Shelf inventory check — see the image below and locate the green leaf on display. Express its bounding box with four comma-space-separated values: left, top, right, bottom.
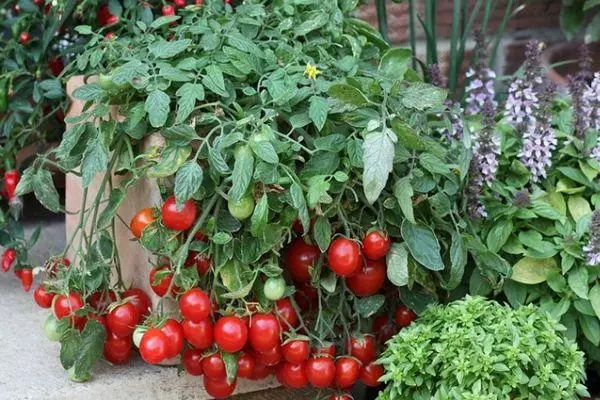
97, 189, 126, 229
378, 48, 411, 81
73, 83, 104, 101
175, 83, 205, 124
386, 243, 409, 286
149, 39, 191, 58
560, 4, 585, 40
294, 12, 328, 36
400, 83, 447, 110
328, 84, 369, 106
390, 119, 424, 150
14, 167, 34, 196
511, 257, 559, 284
580, 314, 600, 346
443, 232, 466, 290
486, 220, 513, 253
586, 13, 600, 43
363, 129, 396, 204
313, 216, 331, 252
33, 169, 61, 213
250, 195, 269, 237
568, 195, 592, 222
149, 15, 180, 29
355, 295, 385, 318
222, 352, 238, 385
174, 161, 203, 207
401, 220, 444, 271
162, 125, 199, 145
393, 176, 414, 223
145, 90, 170, 128
202, 65, 229, 97
60, 320, 106, 381
249, 141, 279, 164
568, 266, 589, 299
213, 232, 233, 245
309, 95, 328, 131
229, 146, 254, 202
147, 146, 192, 178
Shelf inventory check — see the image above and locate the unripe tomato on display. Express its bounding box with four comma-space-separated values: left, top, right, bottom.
334, 357, 361, 389
227, 195, 255, 220
283, 238, 320, 283
182, 318, 213, 350
327, 237, 361, 277
305, 356, 335, 388
104, 333, 132, 364
161, 196, 197, 231
182, 348, 203, 376
214, 316, 248, 353
161, 319, 184, 358
346, 259, 385, 297
360, 361, 384, 387
34, 285, 55, 308
130, 207, 156, 239
263, 276, 286, 301
44, 314, 61, 342
179, 288, 211, 323
139, 328, 169, 364
203, 376, 236, 399
362, 230, 391, 260
249, 313, 280, 352
107, 302, 139, 338
394, 304, 417, 327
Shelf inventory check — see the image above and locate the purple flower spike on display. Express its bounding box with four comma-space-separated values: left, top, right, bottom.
584, 210, 600, 266
465, 33, 497, 116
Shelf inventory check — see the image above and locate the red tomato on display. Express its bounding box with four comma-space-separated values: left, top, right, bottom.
305, 356, 336, 388
149, 266, 175, 297
203, 376, 236, 399
2, 248, 16, 272
237, 352, 255, 379
194, 230, 209, 242
97, 4, 118, 25
312, 343, 336, 358
107, 302, 139, 338
161, 319, 184, 358
161, 196, 197, 231
362, 231, 391, 260
346, 334, 377, 365
53, 292, 85, 326
104, 333, 132, 364
174, 0, 186, 7
360, 362, 384, 387
179, 288, 211, 323
162, 4, 175, 15
294, 282, 318, 311
250, 358, 273, 380
278, 362, 308, 389
292, 218, 314, 235
130, 208, 156, 239
48, 56, 64, 77
121, 288, 152, 318
329, 395, 353, 400
327, 237, 361, 277
282, 340, 310, 364
185, 252, 211, 275
275, 298, 298, 331
139, 328, 169, 364
394, 305, 417, 327
255, 344, 282, 367
182, 348, 203, 376
182, 319, 213, 350
372, 316, 398, 344
34, 285, 55, 308
335, 357, 360, 389
201, 353, 226, 380
88, 290, 117, 312
283, 238, 320, 283
18, 32, 31, 45
346, 259, 385, 297
214, 316, 248, 353
249, 313, 281, 352
19, 269, 33, 292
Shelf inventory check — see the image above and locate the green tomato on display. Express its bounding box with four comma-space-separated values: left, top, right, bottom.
263, 276, 286, 301
132, 326, 147, 348
228, 195, 255, 221
44, 314, 61, 342
67, 366, 91, 383
98, 73, 115, 91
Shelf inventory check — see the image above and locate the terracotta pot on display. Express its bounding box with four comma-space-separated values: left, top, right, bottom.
541, 41, 600, 87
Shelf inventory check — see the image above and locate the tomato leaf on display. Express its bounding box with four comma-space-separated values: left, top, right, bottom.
363, 128, 396, 204
393, 176, 414, 223
250, 195, 269, 237
229, 146, 254, 202
59, 319, 106, 381
355, 295, 385, 318
221, 352, 239, 385
401, 220, 444, 271
386, 243, 409, 287
174, 161, 203, 207
313, 216, 332, 252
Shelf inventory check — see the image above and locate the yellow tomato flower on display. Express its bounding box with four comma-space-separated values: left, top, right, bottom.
304, 63, 322, 80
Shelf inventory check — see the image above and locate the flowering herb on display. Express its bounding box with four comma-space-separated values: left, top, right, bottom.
465, 33, 497, 116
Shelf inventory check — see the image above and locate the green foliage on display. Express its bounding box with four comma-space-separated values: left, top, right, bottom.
377, 296, 589, 400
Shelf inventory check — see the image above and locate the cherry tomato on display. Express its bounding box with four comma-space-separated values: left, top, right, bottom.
185, 252, 211, 275
237, 352, 255, 379
327, 237, 361, 277
282, 340, 310, 364
250, 358, 273, 380
362, 231, 391, 260
182, 318, 213, 350
182, 348, 203, 376
373, 315, 397, 344
227, 195, 255, 220
346, 334, 376, 365
34, 285, 55, 309
335, 357, 360, 389
140, 328, 169, 364
284, 238, 320, 283
18, 32, 31, 45
53, 292, 85, 326
162, 196, 197, 231
130, 208, 156, 239
97, 4, 118, 25
161, 319, 184, 358
88, 290, 117, 312
179, 288, 211, 323
149, 266, 175, 297
394, 304, 417, 327
203, 376, 236, 399
162, 4, 175, 15
305, 356, 336, 388
44, 314, 61, 342
2, 248, 16, 272
107, 302, 139, 338
292, 218, 314, 235
294, 282, 318, 311
104, 333, 132, 364
48, 56, 64, 77
275, 298, 299, 331
249, 313, 281, 352
19, 268, 33, 292
174, 0, 186, 7
255, 344, 282, 367
4, 170, 19, 200
312, 343, 336, 358
277, 362, 307, 389
346, 259, 385, 297
263, 276, 286, 301
121, 288, 152, 318
214, 316, 248, 353
201, 352, 226, 380
360, 362, 384, 387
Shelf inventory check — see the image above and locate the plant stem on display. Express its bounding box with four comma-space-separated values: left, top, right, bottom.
408, 0, 417, 70
448, 0, 462, 92
490, 0, 514, 69
375, 0, 389, 43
